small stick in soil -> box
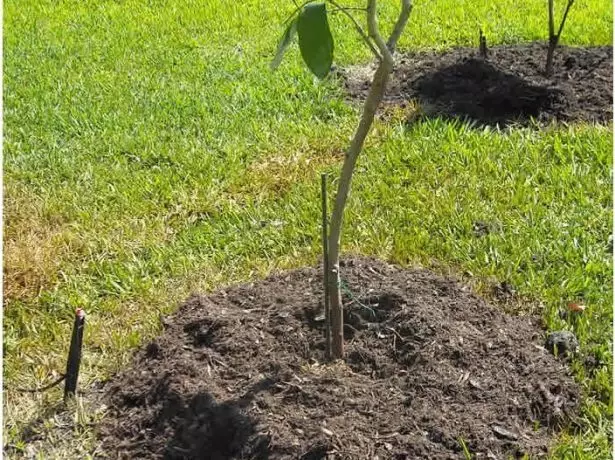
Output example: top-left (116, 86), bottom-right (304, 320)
top-left (321, 173), bottom-right (332, 359)
top-left (64, 308), bottom-right (86, 402)
top-left (479, 29), bottom-right (488, 59)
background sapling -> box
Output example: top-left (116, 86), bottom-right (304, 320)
top-left (546, 0), bottom-right (575, 75)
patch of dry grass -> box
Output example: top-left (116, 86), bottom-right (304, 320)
top-left (231, 141), bottom-right (345, 198)
top-left (3, 186), bottom-right (75, 303)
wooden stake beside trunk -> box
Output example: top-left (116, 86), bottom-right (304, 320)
top-left (321, 173), bottom-right (332, 359)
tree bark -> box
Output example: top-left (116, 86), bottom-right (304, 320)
top-left (546, 38), bottom-right (556, 77)
top-left (386, 0), bottom-right (412, 51)
top-left (546, 0), bottom-right (556, 76)
top-left (328, 62), bottom-right (392, 358)
top-left (327, 0), bottom-right (411, 359)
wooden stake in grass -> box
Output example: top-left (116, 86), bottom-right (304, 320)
top-left (546, 0), bottom-right (575, 76)
top-left (64, 308), bottom-right (86, 402)
top-left (321, 173), bottom-right (332, 359)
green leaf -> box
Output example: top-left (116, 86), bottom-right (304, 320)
top-left (271, 16), bottom-right (298, 71)
top-left (297, 3), bottom-right (334, 79)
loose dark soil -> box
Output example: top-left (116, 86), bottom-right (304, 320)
top-left (342, 43), bottom-right (612, 126)
top-left (99, 257), bottom-right (579, 459)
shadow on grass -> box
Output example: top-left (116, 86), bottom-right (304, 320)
top-left (3, 400), bottom-right (66, 456)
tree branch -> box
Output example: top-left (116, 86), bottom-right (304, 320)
top-left (366, 0), bottom-right (394, 66)
top-left (555, 0), bottom-right (575, 40)
top-left (386, 0), bottom-right (412, 52)
top-left (327, 0), bottom-right (382, 60)
top-left (283, 0), bottom-right (316, 25)
top-left (330, 6), bottom-right (367, 12)
top-left (545, 0), bottom-right (575, 75)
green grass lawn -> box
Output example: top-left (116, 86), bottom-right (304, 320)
top-left (3, 0), bottom-right (612, 457)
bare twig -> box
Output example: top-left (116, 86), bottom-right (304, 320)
top-left (385, 326), bottom-right (405, 343)
top-left (330, 6), bottom-right (367, 12)
top-left (327, 0), bottom-right (382, 60)
top-left (556, 0), bottom-right (575, 39)
top-left (366, 0), bottom-right (393, 65)
top-left (386, 0), bottom-right (412, 52)
top-left (283, 0), bottom-right (316, 25)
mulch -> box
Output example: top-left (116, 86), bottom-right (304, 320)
top-left (99, 257), bottom-right (579, 459)
top-left (341, 43), bottom-right (612, 126)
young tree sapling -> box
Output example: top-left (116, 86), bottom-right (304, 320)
top-left (272, 0), bottom-right (412, 359)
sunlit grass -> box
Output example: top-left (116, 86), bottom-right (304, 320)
top-left (4, 0), bottom-right (612, 457)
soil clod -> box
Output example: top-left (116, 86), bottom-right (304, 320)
top-left (546, 330), bottom-right (579, 356)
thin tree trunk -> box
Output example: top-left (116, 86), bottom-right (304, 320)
top-left (546, 0), bottom-right (555, 76)
top-left (327, 0), bottom-right (411, 359)
top-left (328, 62), bottom-right (392, 358)
top-left (545, 0), bottom-right (575, 76)
top-left (546, 41), bottom-right (556, 76)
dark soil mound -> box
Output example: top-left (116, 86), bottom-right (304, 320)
top-left (342, 43), bottom-right (612, 126)
top-left (99, 257), bottom-right (579, 459)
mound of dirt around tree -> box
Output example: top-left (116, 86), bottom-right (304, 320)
top-left (99, 257), bottom-right (578, 459)
top-left (342, 43), bottom-right (612, 126)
